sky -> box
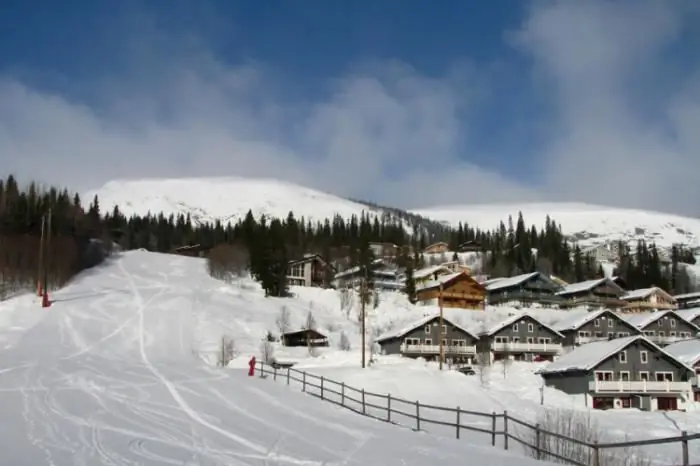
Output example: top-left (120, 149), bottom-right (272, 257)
top-left (1, 0), bottom-right (700, 216)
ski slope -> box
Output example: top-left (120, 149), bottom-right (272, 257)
top-left (0, 251), bottom-right (555, 465)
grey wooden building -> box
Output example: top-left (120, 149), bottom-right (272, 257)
top-left (676, 308), bottom-right (700, 328)
top-left (675, 292), bottom-right (700, 310)
top-left (622, 310), bottom-right (700, 347)
top-left (552, 308), bottom-right (641, 350)
top-left (538, 335), bottom-right (694, 411)
top-left (664, 339), bottom-right (700, 402)
top-left (483, 272), bottom-right (564, 307)
top-left (477, 312), bottom-right (563, 364)
top-left (376, 314), bottom-right (479, 364)
top-left (556, 277), bottom-right (626, 310)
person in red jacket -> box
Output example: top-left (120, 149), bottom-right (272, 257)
top-left (248, 356), bottom-right (256, 376)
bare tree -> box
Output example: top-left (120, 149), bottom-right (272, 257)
top-left (275, 306), bottom-right (291, 335)
top-left (524, 408), bottom-right (653, 466)
top-left (217, 335), bottom-right (236, 367)
top-left (368, 327), bottom-right (382, 364)
top-left (502, 340), bottom-right (511, 379)
top-left (207, 243), bottom-right (249, 282)
top-left (372, 289), bottom-right (380, 309)
top-left (305, 310), bottom-right (317, 330)
top-left (340, 288), bottom-right (353, 317)
top-left (338, 331), bottom-right (351, 351)
top-left (260, 339), bottom-right (275, 365)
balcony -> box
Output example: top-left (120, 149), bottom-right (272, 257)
top-left (645, 335), bottom-right (688, 345)
top-left (492, 342), bottom-right (562, 353)
top-left (401, 344), bottom-right (476, 355)
top-left (589, 380), bottom-right (690, 393)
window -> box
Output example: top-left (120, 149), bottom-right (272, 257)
top-left (595, 371), bottom-right (613, 381)
top-left (424, 338), bottom-right (432, 346)
top-left (670, 331), bottom-right (677, 337)
top-left (595, 331), bottom-right (603, 338)
top-left (640, 351), bottom-right (648, 364)
top-left (594, 319), bottom-right (600, 327)
top-left (618, 371), bottom-right (630, 381)
top-left (424, 325), bottom-right (431, 334)
top-left (608, 319), bottom-right (615, 328)
top-left (639, 371), bottom-right (649, 381)
top-left (527, 337), bottom-right (534, 344)
top-left (512, 323), bottom-right (519, 332)
top-left (442, 339), bottom-right (447, 347)
top-left (620, 397), bottom-right (632, 408)
top-left (655, 372), bottom-right (673, 382)
top-left (527, 323), bottom-right (534, 333)
top-left (512, 337), bottom-right (520, 343)
top-left (619, 351), bottom-right (627, 363)
top-left (658, 319), bottom-right (664, 327)
top-left (670, 319), bottom-right (676, 328)
top-left (451, 339), bottom-right (466, 347)
top-left (659, 331), bottom-right (665, 337)
top-left (607, 332), bottom-right (614, 339)
top-left (644, 330), bottom-right (655, 336)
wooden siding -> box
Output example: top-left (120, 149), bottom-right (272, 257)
top-left (415, 273), bottom-right (485, 310)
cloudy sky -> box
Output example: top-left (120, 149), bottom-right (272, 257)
top-left (1, 0), bottom-right (699, 216)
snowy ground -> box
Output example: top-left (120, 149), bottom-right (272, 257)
top-left (0, 251), bottom-right (559, 465)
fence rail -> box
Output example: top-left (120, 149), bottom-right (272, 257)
top-left (256, 361), bottom-right (700, 466)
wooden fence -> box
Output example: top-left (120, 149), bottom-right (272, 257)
top-left (256, 362), bottom-right (700, 466)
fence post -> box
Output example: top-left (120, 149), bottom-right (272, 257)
top-left (491, 412), bottom-right (496, 446)
top-left (681, 430), bottom-right (689, 466)
top-left (320, 376), bottom-right (324, 400)
top-left (456, 407), bottom-right (461, 440)
top-left (302, 371), bottom-right (306, 392)
top-left (503, 411), bottom-right (509, 450)
top-left (341, 382), bottom-right (346, 406)
top-left (361, 389), bottom-right (366, 414)
top-left (273, 365), bottom-right (277, 381)
top-left (535, 423), bottom-right (541, 460)
top-left (258, 360), bottom-right (264, 377)
top-left (416, 401), bottom-right (421, 431)
top-left (592, 441), bottom-right (600, 466)
top-left (286, 367), bottom-right (290, 385)
top-left (387, 394), bottom-right (392, 423)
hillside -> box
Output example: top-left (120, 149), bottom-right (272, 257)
top-left (85, 177), bottom-right (445, 235)
top-left (414, 202), bottom-right (700, 251)
top-left (2, 250), bottom-right (698, 465)
top-left (0, 251), bottom-right (556, 466)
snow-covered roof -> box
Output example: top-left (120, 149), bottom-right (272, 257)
top-left (556, 277), bottom-right (621, 296)
top-left (663, 339), bottom-right (700, 367)
top-left (676, 308), bottom-right (700, 324)
top-left (551, 309), bottom-right (608, 332)
top-left (621, 287), bottom-right (675, 302)
top-left (538, 336), bottom-right (640, 374)
top-left (415, 271), bottom-right (472, 292)
top-left (334, 259), bottom-right (386, 279)
top-left (413, 265), bottom-right (451, 280)
top-left (483, 272), bottom-right (540, 292)
top-left (622, 311), bottom-right (671, 329)
top-left (483, 312), bottom-right (563, 337)
top-left (376, 313), bottom-right (477, 342)
top-left (675, 291), bottom-right (700, 301)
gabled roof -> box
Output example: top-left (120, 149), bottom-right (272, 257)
top-left (556, 277), bottom-right (623, 296)
top-left (288, 254), bottom-right (333, 267)
top-left (413, 265), bottom-right (451, 280)
top-left (621, 287), bottom-right (675, 302)
top-left (675, 308), bottom-right (700, 324)
top-left (674, 291), bottom-right (700, 301)
top-left (551, 309), bottom-right (636, 333)
top-left (538, 336), bottom-right (695, 375)
top-left (622, 310), bottom-right (700, 331)
top-left (334, 259), bottom-right (385, 279)
top-left (482, 312), bottom-right (564, 337)
top-left (376, 313), bottom-right (478, 343)
top-left (415, 271), bottom-right (483, 293)
top-left (483, 272), bottom-right (544, 292)
top-left (663, 339), bottom-right (700, 367)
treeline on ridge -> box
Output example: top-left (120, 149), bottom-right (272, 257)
top-left (0, 174), bottom-right (697, 300)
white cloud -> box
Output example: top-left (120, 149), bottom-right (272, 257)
top-left (514, 0), bottom-right (700, 216)
top-left (0, 1), bottom-right (699, 216)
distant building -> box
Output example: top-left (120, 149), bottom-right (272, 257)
top-left (621, 310), bottom-right (699, 347)
top-left (414, 271), bottom-right (485, 310)
top-left (674, 291), bottom-right (700, 310)
top-left (484, 272), bottom-right (564, 307)
top-left (620, 287), bottom-right (677, 313)
top-left (552, 309), bottom-right (640, 350)
top-left (423, 242), bottom-right (450, 254)
top-left (556, 277), bottom-right (626, 310)
top-left (477, 313), bottom-right (563, 364)
top-left (281, 329), bottom-right (329, 347)
top-left (286, 254), bottom-right (335, 287)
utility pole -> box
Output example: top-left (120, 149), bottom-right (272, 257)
top-left (361, 272), bottom-right (366, 369)
top-left (439, 282), bottom-right (444, 370)
top-left (37, 214), bottom-right (45, 296)
top-left (42, 208), bottom-right (52, 308)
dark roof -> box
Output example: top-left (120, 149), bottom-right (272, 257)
top-left (282, 328), bottom-right (327, 339)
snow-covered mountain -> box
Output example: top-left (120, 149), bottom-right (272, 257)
top-left (414, 202), bottom-right (700, 251)
top-left (86, 177), bottom-right (700, 252)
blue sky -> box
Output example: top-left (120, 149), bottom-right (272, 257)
top-left (1, 0), bottom-right (700, 215)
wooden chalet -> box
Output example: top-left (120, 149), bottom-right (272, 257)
top-left (620, 287), bottom-right (677, 313)
top-left (171, 244), bottom-right (208, 257)
top-left (457, 240), bottom-right (483, 252)
top-left (483, 272), bottom-right (564, 307)
top-left (414, 271), bottom-right (485, 310)
top-left (675, 291), bottom-right (700, 310)
top-left (281, 329), bottom-right (329, 347)
top-left (286, 254), bottom-right (335, 287)
top-left (423, 242), bottom-right (449, 254)
top-left (556, 277), bottom-right (626, 310)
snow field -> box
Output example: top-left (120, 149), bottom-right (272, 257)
top-left (0, 250), bottom-right (562, 465)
